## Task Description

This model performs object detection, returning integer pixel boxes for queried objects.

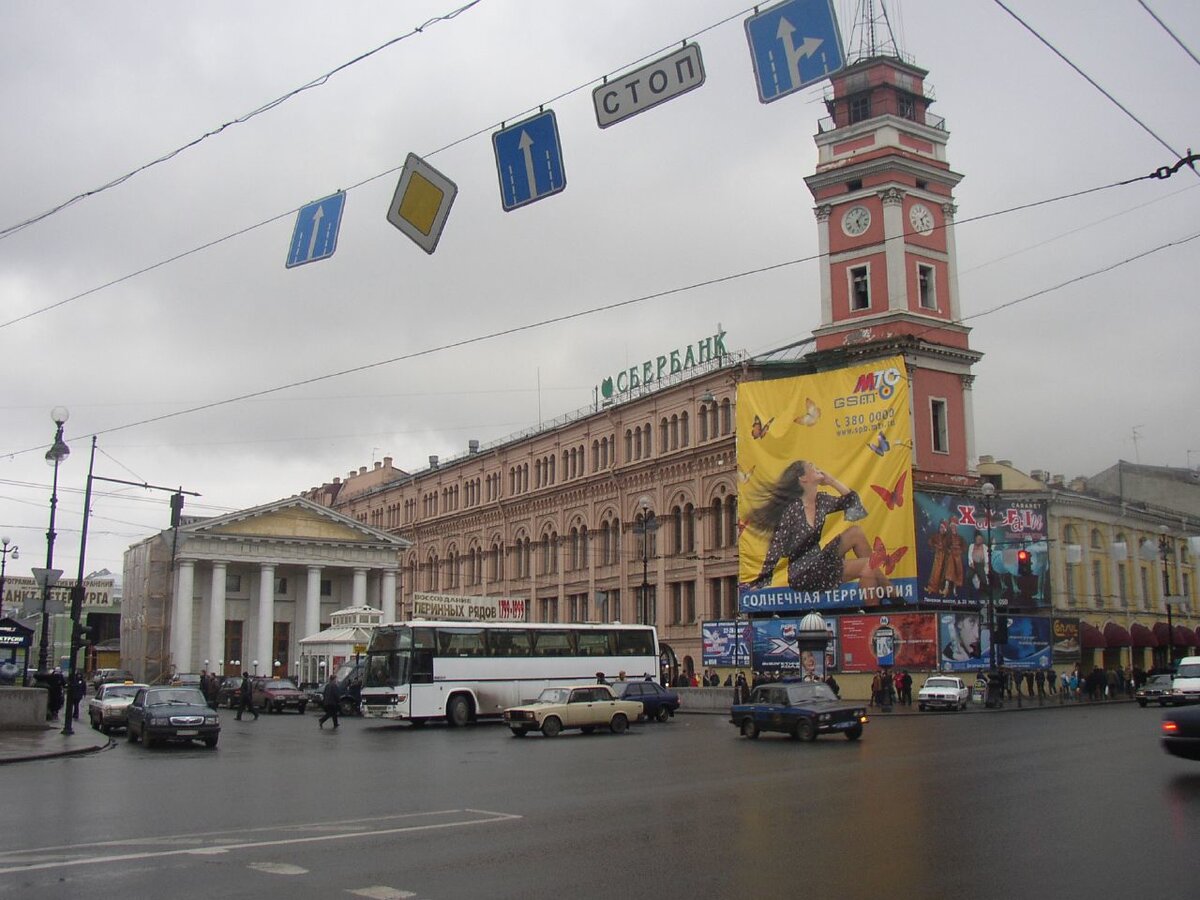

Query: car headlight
[204,716,218,725]
[819,713,831,721]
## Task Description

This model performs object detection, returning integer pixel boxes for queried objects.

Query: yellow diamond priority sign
[386,153,457,254]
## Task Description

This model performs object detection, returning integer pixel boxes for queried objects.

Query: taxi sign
[386,153,458,254]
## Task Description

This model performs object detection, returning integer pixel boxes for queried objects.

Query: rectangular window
[489,628,532,657]
[577,630,614,657]
[224,620,243,670]
[225,573,243,594]
[1140,568,1150,609]
[897,95,916,120]
[274,577,288,595]
[849,95,871,123]
[930,398,949,454]
[436,628,486,657]
[319,579,332,597]
[272,622,289,674]
[849,265,870,311]
[917,264,936,309]
[1117,563,1128,604]
[1091,560,1103,607]
[532,629,573,657]
[616,628,656,657]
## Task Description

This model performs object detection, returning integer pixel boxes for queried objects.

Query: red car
[251,677,308,714]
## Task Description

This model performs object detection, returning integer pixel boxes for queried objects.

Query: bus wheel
[446,695,472,727]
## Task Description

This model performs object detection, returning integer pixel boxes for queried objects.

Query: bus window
[412,628,436,650]
[489,629,533,657]
[412,649,434,684]
[533,630,574,657]
[617,629,656,657]
[576,630,615,657]
[437,628,487,657]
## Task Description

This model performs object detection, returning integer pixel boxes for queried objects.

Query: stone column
[209,561,227,674]
[352,567,368,608]
[304,565,321,640]
[880,188,906,311]
[814,204,833,325]
[257,563,275,675]
[172,560,195,674]
[381,568,398,623]
[941,202,962,321]
[961,374,977,474]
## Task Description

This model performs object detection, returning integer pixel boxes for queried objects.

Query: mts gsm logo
[835,367,902,408]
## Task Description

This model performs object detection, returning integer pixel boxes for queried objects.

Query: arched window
[712,498,725,547]
[700,406,709,441]
[660,418,670,452]
[680,411,689,447]
[670,415,679,450]
[683,503,696,554]
[720,398,733,435]
[643,423,653,455]
[625,429,634,461]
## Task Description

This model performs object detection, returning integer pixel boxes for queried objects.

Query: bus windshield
[366,651,409,688]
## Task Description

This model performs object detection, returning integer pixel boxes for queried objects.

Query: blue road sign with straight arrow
[492,110,566,212]
[745,0,845,103]
[286,191,346,268]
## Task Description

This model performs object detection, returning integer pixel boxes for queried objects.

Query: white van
[1170,656,1200,704]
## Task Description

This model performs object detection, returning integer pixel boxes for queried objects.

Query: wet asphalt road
[1,703,1197,899]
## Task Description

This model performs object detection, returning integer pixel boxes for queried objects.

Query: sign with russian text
[1052,617,1080,663]
[598,329,727,401]
[411,592,527,622]
[737,357,916,612]
[3,576,115,614]
[593,43,706,128]
[914,492,1050,607]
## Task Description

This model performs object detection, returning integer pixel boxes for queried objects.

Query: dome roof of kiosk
[798,612,827,635]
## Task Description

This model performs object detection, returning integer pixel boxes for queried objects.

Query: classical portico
[123,497,409,683]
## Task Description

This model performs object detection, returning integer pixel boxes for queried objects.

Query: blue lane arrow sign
[286,191,346,268]
[745,0,845,103]
[492,110,566,212]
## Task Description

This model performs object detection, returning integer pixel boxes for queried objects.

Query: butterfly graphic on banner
[794,398,820,427]
[738,465,756,485]
[869,537,908,575]
[870,471,907,510]
[751,415,774,440]
[867,432,890,456]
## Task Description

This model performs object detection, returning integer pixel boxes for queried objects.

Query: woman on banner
[740,461,891,603]
[943,613,982,662]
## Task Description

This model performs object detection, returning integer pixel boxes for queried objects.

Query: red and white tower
[804,19,981,488]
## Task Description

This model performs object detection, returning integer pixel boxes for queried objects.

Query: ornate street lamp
[37,407,70,676]
[633,496,659,626]
[1159,526,1176,670]
[0,537,17,619]
[980,482,1002,707]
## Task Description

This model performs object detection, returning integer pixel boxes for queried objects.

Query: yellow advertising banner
[737,356,916,612]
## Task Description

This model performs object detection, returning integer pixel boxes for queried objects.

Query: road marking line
[0,810,521,875]
[249,861,308,876]
[346,888,417,899]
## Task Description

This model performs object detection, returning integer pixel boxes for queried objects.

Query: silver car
[87,682,148,733]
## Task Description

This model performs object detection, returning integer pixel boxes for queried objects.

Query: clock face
[909,203,935,236]
[841,205,871,237]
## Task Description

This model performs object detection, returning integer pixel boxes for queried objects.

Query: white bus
[359,620,659,725]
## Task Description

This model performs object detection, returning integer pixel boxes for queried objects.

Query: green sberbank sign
[599,329,728,400]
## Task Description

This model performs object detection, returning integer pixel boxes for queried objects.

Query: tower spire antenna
[847,0,904,64]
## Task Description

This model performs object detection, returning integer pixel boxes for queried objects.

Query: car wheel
[446,695,472,727]
[1137,699,1147,708]
[740,718,759,740]
[541,716,563,738]
[796,718,816,742]
[845,725,863,741]
[100,722,111,736]
[610,714,629,735]
[510,728,528,738]
[127,724,139,744]
[959,701,968,711]
[655,706,671,723]
[144,735,159,749]
[919,703,926,711]
[298,703,307,715]
[203,736,218,749]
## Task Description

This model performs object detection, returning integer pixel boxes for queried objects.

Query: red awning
[1174,625,1194,649]
[1102,622,1131,648]
[1080,621,1106,649]
[1130,623,1158,648]
[1153,622,1171,645]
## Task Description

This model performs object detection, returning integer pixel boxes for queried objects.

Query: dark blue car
[610,680,680,722]
[730,681,867,742]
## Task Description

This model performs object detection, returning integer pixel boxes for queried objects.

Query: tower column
[208,561,227,674]
[880,188,906,311]
[961,374,977,470]
[814,204,834,325]
[942,202,963,320]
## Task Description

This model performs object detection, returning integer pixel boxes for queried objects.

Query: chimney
[383,456,393,468]
[333,477,341,484]
[359,466,367,475]
[468,439,480,454]
[429,455,439,469]
[374,461,382,470]
[997,459,1013,468]
[978,454,994,465]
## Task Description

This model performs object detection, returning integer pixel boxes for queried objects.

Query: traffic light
[71,622,94,644]
[1016,548,1032,577]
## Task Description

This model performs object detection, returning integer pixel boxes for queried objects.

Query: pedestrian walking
[318,673,341,728]
[235,671,258,721]
[69,671,86,720]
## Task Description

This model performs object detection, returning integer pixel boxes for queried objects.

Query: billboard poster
[1051,617,1081,663]
[737,357,916,613]
[998,615,1053,669]
[937,612,1054,671]
[914,492,1050,607]
[840,613,937,672]
[701,620,751,668]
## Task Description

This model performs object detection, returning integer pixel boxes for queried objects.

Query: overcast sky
[1,1,1197,585]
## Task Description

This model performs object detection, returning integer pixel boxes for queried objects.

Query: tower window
[848,95,871,123]
[930,398,949,454]
[917,264,936,310]
[849,265,871,311]
[847,179,862,192]
[897,95,916,120]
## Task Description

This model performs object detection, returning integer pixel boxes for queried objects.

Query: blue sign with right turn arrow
[492,110,566,212]
[745,0,845,103]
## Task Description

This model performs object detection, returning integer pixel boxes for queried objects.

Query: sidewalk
[0,724,110,765]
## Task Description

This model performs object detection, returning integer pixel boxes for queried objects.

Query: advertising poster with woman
[737,357,917,613]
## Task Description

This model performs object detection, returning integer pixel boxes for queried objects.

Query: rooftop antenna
[1130,425,1143,464]
[846,0,903,64]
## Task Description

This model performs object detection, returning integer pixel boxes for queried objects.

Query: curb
[0,736,113,766]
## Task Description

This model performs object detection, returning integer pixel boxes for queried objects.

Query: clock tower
[804,48,982,487]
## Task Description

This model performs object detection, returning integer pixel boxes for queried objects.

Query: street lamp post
[37,407,71,676]
[634,496,659,626]
[980,482,1002,708]
[1159,526,1175,670]
[62,435,98,737]
[0,537,17,619]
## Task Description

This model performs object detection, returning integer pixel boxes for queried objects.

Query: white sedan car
[87,681,148,733]
[918,676,970,711]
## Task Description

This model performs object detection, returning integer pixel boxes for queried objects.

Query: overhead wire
[0,0,487,242]
[1136,0,1200,69]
